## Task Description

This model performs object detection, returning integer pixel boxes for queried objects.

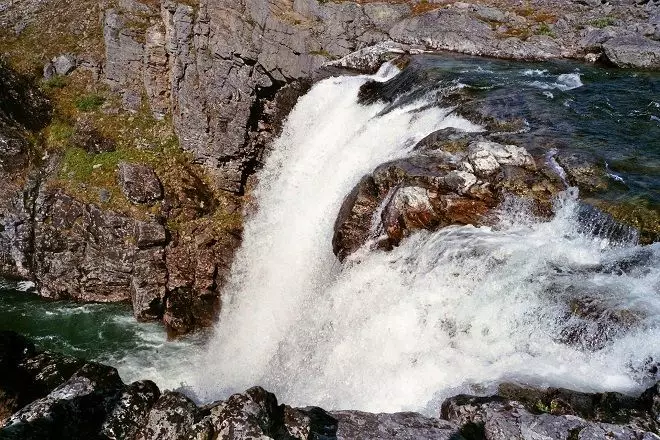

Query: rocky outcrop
[117,162,163,205]
[1,331,659,439]
[333,129,564,260]
[30,189,167,320]
[0,58,243,332]
[99,0,660,193]
[0,60,51,281]
[603,36,660,69]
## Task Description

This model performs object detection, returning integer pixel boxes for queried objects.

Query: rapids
[1,54,658,415]
[192,62,660,413]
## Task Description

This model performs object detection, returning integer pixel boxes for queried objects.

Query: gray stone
[603,36,660,69]
[134,391,200,440]
[2,363,125,439]
[117,162,163,204]
[52,54,77,76]
[332,411,462,440]
[101,380,161,440]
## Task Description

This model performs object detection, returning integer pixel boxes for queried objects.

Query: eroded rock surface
[333,129,564,260]
[1,332,659,439]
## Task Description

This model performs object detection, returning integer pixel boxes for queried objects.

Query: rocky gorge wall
[104,0,660,194]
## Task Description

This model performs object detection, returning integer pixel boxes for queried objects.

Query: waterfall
[194,65,660,413]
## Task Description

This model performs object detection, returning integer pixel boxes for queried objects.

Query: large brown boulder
[333,131,563,260]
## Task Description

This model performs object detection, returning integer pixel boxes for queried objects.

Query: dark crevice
[237,67,288,195]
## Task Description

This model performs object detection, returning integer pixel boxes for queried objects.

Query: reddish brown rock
[333,132,563,260]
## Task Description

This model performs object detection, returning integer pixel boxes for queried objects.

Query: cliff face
[103,0,411,192]
[103,0,660,193]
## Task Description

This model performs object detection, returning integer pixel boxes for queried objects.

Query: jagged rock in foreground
[1,331,659,439]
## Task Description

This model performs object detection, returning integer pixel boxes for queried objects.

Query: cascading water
[194,62,660,413]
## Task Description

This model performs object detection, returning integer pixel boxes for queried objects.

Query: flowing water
[1,54,659,414]
[0,281,203,390]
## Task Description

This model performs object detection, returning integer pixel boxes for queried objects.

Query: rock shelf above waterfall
[333,130,565,261]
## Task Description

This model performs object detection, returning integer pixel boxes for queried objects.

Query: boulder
[101,380,161,440]
[555,151,609,193]
[52,54,77,76]
[2,363,126,439]
[134,391,204,440]
[0,331,87,425]
[333,132,560,260]
[117,162,163,205]
[603,36,660,69]
[442,383,660,439]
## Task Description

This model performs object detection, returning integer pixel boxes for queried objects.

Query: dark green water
[417,54,660,207]
[0,280,203,388]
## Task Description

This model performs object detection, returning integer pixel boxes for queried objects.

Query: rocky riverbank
[0,331,659,439]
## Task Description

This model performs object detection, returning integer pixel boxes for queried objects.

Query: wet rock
[332,410,462,440]
[0,331,37,423]
[117,162,163,205]
[333,132,558,260]
[325,41,411,73]
[2,363,125,439]
[555,151,608,193]
[205,386,282,438]
[163,216,241,335]
[283,406,338,440]
[559,295,643,351]
[441,384,660,439]
[101,380,161,440]
[640,382,660,425]
[332,175,380,261]
[135,391,201,440]
[0,331,88,425]
[382,186,439,246]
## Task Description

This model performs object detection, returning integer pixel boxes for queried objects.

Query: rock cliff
[102,0,660,194]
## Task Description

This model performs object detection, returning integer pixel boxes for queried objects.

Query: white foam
[521,69,549,77]
[528,73,583,92]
